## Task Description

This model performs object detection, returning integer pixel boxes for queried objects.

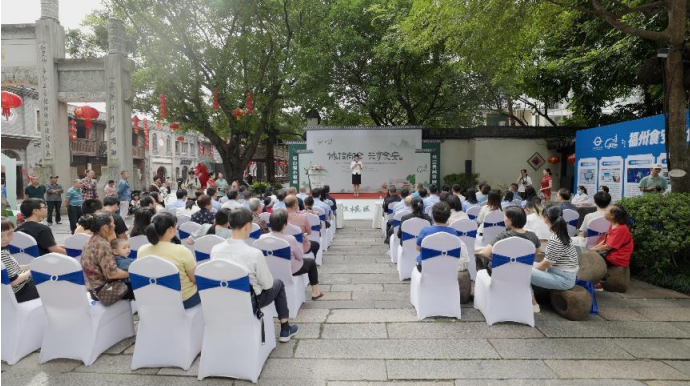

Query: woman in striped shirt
[530,206,579,313]
[1,217,40,303]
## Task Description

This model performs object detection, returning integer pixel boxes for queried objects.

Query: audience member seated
[149,192,165,213]
[599,185,610,194]
[572,186,591,205]
[81,212,134,303]
[1,217,40,302]
[557,189,578,211]
[111,238,133,273]
[249,198,269,233]
[579,191,611,236]
[509,183,523,201]
[15,199,67,255]
[417,188,428,201]
[211,208,299,342]
[191,194,215,225]
[530,206,579,313]
[167,189,189,213]
[103,196,128,239]
[452,184,466,202]
[287,187,305,211]
[222,189,244,210]
[260,210,324,300]
[311,188,332,221]
[243,191,254,209]
[73,199,105,236]
[273,190,287,211]
[383,185,402,216]
[477,183,491,204]
[187,208,233,244]
[481,206,542,266]
[138,212,200,309]
[398,197,432,245]
[462,188,480,212]
[129,192,141,215]
[476,190,502,233]
[589,204,634,269]
[393,189,411,213]
[238,185,247,206]
[423,184,440,210]
[501,191,521,209]
[411,183,423,198]
[285,196,321,257]
[446,194,469,223]
[415,202,469,272]
[130,208,154,237]
[262,197,274,213]
[524,197,551,241]
[521,187,538,208]
[323,185,337,212]
[206,187,222,212]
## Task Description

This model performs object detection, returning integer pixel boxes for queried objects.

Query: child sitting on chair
[129,192,141,215]
[111,238,132,272]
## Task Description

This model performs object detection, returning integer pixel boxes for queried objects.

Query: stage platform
[331,193,382,200]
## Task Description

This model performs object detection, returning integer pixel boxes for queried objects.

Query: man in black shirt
[103,196,128,239]
[383,186,402,244]
[15,199,66,256]
[24,176,47,200]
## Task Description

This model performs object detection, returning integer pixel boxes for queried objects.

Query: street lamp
[657,48,671,170]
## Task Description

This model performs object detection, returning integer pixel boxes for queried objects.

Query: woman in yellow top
[137,212,199,308]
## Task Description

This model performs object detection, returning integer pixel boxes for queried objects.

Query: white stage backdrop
[299,129,430,193]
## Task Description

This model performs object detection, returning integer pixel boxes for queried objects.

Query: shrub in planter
[442,173,480,194]
[618,193,690,274]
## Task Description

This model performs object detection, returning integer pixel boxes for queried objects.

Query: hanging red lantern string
[567,154,576,164]
[68,119,78,141]
[74,105,99,139]
[132,116,140,134]
[159,94,167,119]
[1,91,23,120]
[199,143,204,155]
[213,89,219,112]
[170,122,179,131]
[177,136,184,142]
[233,107,244,121]
[245,92,253,115]
[547,156,561,165]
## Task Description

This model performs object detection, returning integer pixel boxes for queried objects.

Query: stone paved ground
[3,220,690,386]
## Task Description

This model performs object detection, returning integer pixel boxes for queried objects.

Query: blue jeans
[531,267,577,291]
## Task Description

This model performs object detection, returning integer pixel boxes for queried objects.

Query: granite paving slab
[598,307,651,321]
[386,322,545,339]
[454,381,646,386]
[0,371,236,386]
[260,359,388,381]
[294,339,499,359]
[635,307,690,322]
[544,360,688,380]
[386,359,557,380]
[73,355,158,375]
[665,361,690,377]
[536,321,690,338]
[327,309,420,323]
[489,338,634,359]
[3,353,82,373]
[614,339,690,359]
[321,323,389,339]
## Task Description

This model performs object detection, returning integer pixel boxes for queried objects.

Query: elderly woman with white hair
[248,197,269,233]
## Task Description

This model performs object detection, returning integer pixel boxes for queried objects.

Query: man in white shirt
[166,189,188,211]
[393,189,411,213]
[578,191,611,236]
[210,208,299,342]
[297,186,308,201]
[516,169,533,194]
[451,184,466,202]
[423,184,440,210]
[221,189,244,210]
[311,188,332,220]
[272,190,287,211]
[206,187,222,212]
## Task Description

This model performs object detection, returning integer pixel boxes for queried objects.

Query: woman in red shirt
[540,168,553,203]
[590,204,634,267]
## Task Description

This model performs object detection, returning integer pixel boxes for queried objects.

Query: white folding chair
[196,260,275,382]
[177,214,192,227]
[477,210,505,248]
[324,199,335,243]
[282,224,311,288]
[562,209,580,237]
[1,262,46,365]
[466,205,481,222]
[410,232,463,320]
[259,212,271,230]
[253,236,304,319]
[193,235,225,263]
[425,205,433,217]
[306,213,324,265]
[30,253,134,366]
[178,221,202,242]
[387,202,396,223]
[312,206,329,251]
[474,237,536,327]
[245,223,263,246]
[397,218,430,281]
[63,233,91,262]
[585,217,609,248]
[389,210,410,264]
[128,235,150,260]
[451,219,479,280]
[8,232,39,265]
[129,256,203,371]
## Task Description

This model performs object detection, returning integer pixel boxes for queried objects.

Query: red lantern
[567,154,576,164]
[74,105,99,138]
[68,119,78,141]
[199,143,204,154]
[132,116,140,134]
[159,94,167,119]
[233,107,244,121]
[245,92,253,115]
[170,122,179,131]
[547,156,561,164]
[177,136,184,142]
[213,89,219,112]
[1,91,22,120]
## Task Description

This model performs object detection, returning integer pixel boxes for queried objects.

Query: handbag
[95,280,129,306]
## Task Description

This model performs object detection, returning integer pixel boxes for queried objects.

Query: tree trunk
[666,0,689,193]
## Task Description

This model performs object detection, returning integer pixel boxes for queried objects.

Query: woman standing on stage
[350,155,363,197]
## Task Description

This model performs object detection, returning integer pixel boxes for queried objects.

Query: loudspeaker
[465,160,472,177]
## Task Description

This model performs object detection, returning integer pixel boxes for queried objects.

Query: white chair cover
[586,217,609,248]
[389,210,410,264]
[425,205,433,217]
[324,199,336,243]
[193,235,225,263]
[283,224,312,288]
[196,260,275,381]
[1,262,46,365]
[477,210,505,248]
[177,215,192,227]
[129,256,203,370]
[245,223,263,247]
[306,213,323,265]
[128,235,150,260]
[397,217,430,281]
[410,232,463,320]
[466,205,481,222]
[450,219,479,280]
[474,237,536,327]
[8,231,39,265]
[253,236,305,319]
[63,233,91,262]
[30,253,134,366]
[562,209,580,237]
[178,221,202,242]
[387,202,396,222]
[312,206,329,252]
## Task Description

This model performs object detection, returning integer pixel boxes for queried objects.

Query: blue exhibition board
[575,111,689,201]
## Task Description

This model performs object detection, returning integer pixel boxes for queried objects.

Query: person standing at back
[516,169,533,195]
[81,169,99,201]
[118,171,132,218]
[639,164,668,194]
[64,179,84,234]
[24,176,47,200]
[45,176,63,226]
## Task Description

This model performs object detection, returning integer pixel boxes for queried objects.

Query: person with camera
[516,169,533,195]
[639,164,667,194]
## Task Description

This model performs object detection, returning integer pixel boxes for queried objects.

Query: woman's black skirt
[352,174,362,185]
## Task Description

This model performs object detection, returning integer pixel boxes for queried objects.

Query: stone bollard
[577,250,608,284]
[458,270,471,304]
[602,266,630,293]
[550,286,593,321]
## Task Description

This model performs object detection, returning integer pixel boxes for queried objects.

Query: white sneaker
[533,303,541,313]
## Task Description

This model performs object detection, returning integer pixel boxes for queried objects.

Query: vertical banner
[288,142,307,188]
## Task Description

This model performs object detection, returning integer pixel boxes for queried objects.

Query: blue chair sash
[386,208,393,215]
[262,247,291,260]
[401,231,418,242]
[249,229,262,240]
[65,248,81,258]
[178,229,191,239]
[195,250,211,262]
[32,270,85,286]
[457,230,477,238]
[319,215,326,222]
[294,233,304,244]
[8,244,39,257]
[266,222,271,229]
[128,249,138,260]
[567,219,578,228]
[392,219,401,228]
[484,221,505,228]
[310,225,320,232]
[420,246,461,261]
[492,253,535,269]
[196,274,250,292]
[130,272,181,291]
[1,269,10,285]
[468,214,477,221]
[576,279,599,315]
[587,229,606,238]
